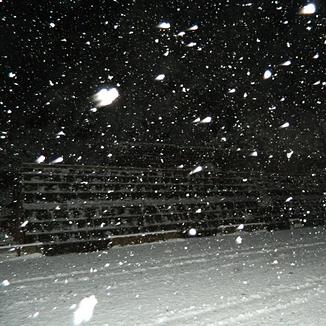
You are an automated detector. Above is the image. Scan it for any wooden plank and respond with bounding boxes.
[14,163,326,250]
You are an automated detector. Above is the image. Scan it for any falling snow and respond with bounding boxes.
[93,88,119,107]
[189,166,203,175]
[263,69,272,80]
[73,295,98,325]
[20,220,29,227]
[50,156,64,164]
[1,1,326,324]
[35,155,46,164]
[287,150,294,159]
[157,22,171,29]
[280,60,291,66]
[188,228,197,236]
[279,122,290,129]
[200,116,212,124]
[155,74,165,81]
[1,280,10,287]
[299,3,316,15]
[187,25,199,31]
[185,42,197,47]
[250,151,258,157]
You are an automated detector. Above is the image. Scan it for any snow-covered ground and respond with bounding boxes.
[1,227,326,325]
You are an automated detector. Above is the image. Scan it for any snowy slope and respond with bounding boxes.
[1,227,326,325]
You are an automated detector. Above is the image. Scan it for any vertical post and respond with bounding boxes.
[11,170,25,247]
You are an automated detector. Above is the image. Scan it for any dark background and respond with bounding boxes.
[1,0,326,173]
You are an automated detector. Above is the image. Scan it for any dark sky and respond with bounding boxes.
[1,0,326,168]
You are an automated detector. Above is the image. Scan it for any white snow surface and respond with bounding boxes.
[1,227,326,325]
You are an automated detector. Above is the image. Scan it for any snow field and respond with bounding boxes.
[1,227,326,325]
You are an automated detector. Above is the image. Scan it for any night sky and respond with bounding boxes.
[1,0,326,169]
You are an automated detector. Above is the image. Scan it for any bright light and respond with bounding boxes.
[93,88,119,107]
